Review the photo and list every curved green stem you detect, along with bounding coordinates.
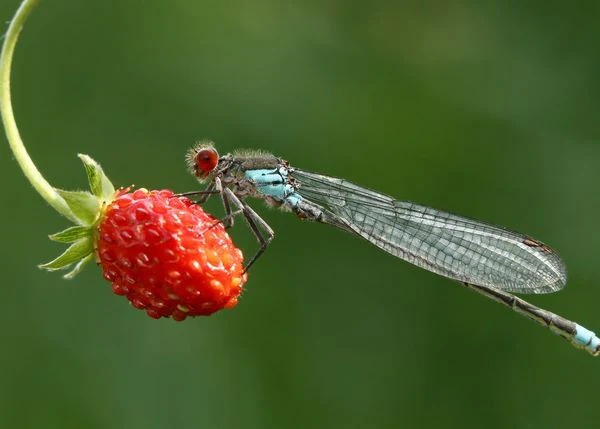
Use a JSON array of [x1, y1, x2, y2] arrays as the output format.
[[0, 0, 78, 222]]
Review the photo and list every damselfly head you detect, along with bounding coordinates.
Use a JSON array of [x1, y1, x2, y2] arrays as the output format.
[[186, 141, 219, 182]]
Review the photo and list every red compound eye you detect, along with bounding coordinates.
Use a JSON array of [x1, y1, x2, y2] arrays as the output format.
[[194, 148, 218, 178]]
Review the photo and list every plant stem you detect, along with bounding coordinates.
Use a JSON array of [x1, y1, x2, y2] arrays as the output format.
[[0, 0, 78, 222]]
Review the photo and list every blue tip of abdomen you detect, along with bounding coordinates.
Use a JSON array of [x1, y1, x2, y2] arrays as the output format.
[[574, 324, 600, 354]]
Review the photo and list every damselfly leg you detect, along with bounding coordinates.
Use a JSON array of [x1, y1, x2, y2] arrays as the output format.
[[220, 187, 275, 273], [175, 183, 219, 205], [181, 180, 275, 272]]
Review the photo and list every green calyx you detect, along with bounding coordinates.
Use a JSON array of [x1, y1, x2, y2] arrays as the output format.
[[38, 155, 116, 279]]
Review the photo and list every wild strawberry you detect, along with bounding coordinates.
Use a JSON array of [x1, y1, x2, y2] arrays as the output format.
[[97, 188, 247, 320], [39, 155, 247, 320]]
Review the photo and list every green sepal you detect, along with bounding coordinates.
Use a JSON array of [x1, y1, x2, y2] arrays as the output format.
[[38, 237, 93, 271], [39, 154, 117, 279], [55, 189, 101, 226], [48, 225, 92, 243], [78, 154, 115, 202], [63, 253, 94, 279]]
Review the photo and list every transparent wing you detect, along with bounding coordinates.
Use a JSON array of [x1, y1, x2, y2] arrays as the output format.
[[293, 170, 567, 294]]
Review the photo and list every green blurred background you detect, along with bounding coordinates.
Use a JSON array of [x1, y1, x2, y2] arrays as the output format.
[[1, 1, 599, 428]]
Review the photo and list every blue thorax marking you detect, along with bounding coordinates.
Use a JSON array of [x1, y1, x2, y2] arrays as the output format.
[[245, 168, 302, 207]]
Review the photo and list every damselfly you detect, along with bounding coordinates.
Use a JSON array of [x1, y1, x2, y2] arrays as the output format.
[[183, 142, 599, 356]]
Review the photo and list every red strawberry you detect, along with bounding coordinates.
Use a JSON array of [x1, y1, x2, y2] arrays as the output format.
[[39, 155, 247, 320], [97, 188, 247, 320]]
